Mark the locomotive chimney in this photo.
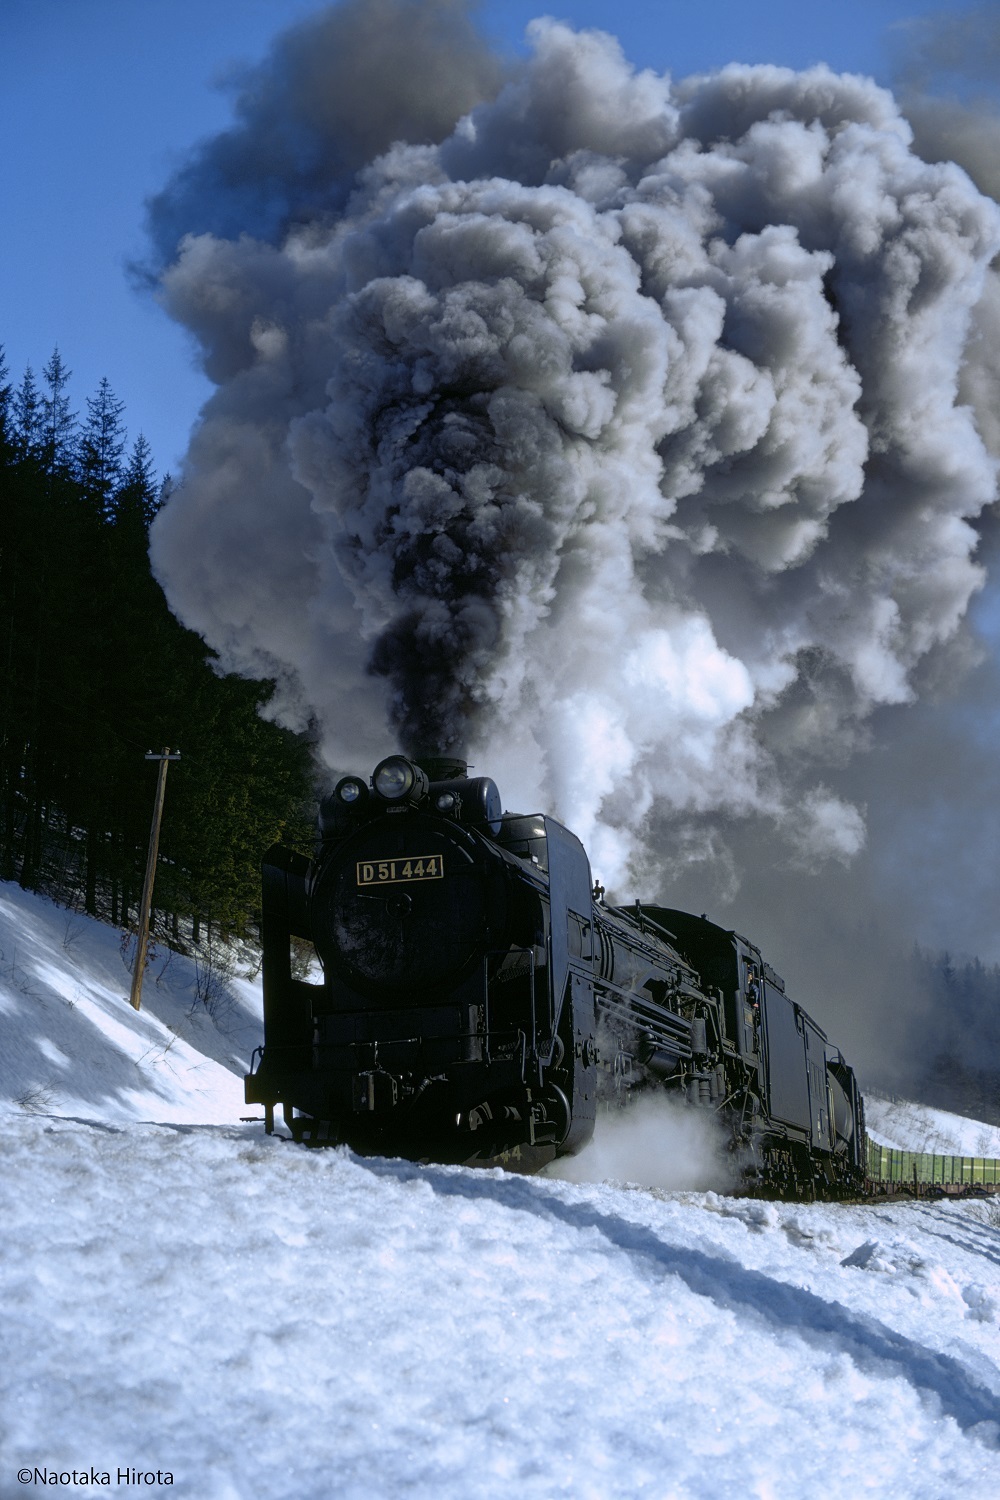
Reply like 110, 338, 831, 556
414, 754, 468, 781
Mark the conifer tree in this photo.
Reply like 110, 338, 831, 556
80, 377, 127, 519
117, 434, 159, 528
40, 348, 76, 473
0, 347, 11, 458
12, 364, 43, 456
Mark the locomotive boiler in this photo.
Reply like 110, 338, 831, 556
245, 754, 866, 1193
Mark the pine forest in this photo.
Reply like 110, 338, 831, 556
0, 345, 316, 949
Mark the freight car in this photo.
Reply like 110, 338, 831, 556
866, 1140, 1000, 1196
246, 754, 866, 1194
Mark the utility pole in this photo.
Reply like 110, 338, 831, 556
129, 748, 181, 1011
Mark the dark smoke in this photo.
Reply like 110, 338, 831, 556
892, 5, 1000, 459
149, 3, 1000, 1096
146, 0, 505, 259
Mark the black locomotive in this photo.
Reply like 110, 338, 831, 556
246, 754, 866, 1194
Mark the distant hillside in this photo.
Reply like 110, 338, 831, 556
864, 1095, 1000, 1159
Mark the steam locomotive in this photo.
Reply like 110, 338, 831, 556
245, 754, 866, 1195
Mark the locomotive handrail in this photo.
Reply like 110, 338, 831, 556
600, 905, 701, 980
482, 946, 537, 1070
594, 984, 694, 1045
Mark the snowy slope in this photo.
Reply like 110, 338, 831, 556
0, 881, 262, 1125
2, 882, 999, 1500
865, 1094, 1000, 1158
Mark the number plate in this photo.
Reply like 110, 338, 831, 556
356, 855, 444, 886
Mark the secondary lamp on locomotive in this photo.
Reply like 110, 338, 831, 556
246, 753, 865, 1192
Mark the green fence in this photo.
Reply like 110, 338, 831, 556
867, 1137, 1000, 1186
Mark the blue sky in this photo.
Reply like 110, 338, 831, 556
0, 0, 980, 476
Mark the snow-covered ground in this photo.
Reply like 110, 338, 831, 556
865, 1093, 1000, 1158
2, 881, 999, 1499
0, 881, 261, 1125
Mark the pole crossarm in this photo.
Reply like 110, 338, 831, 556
129, 747, 181, 1011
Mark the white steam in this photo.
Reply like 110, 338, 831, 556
149, 12, 1000, 890
546, 1094, 731, 1194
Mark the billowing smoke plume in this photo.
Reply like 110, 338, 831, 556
891, 5, 1000, 464
145, 0, 505, 257
892, 3, 1000, 200
150, 3, 1000, 1066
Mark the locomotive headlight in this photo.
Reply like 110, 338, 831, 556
372, 755, 428, 804
332, 776, 369, 811
374, 757, 414, 799
435, 791, 458, 813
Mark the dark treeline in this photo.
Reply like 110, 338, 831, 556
913, 947, 1000, 1126
0, 346, 316, 944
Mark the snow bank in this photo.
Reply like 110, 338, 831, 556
0, 881, 262, 1126
2, 881, 998, 1498
2, 1117, 998, 1499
